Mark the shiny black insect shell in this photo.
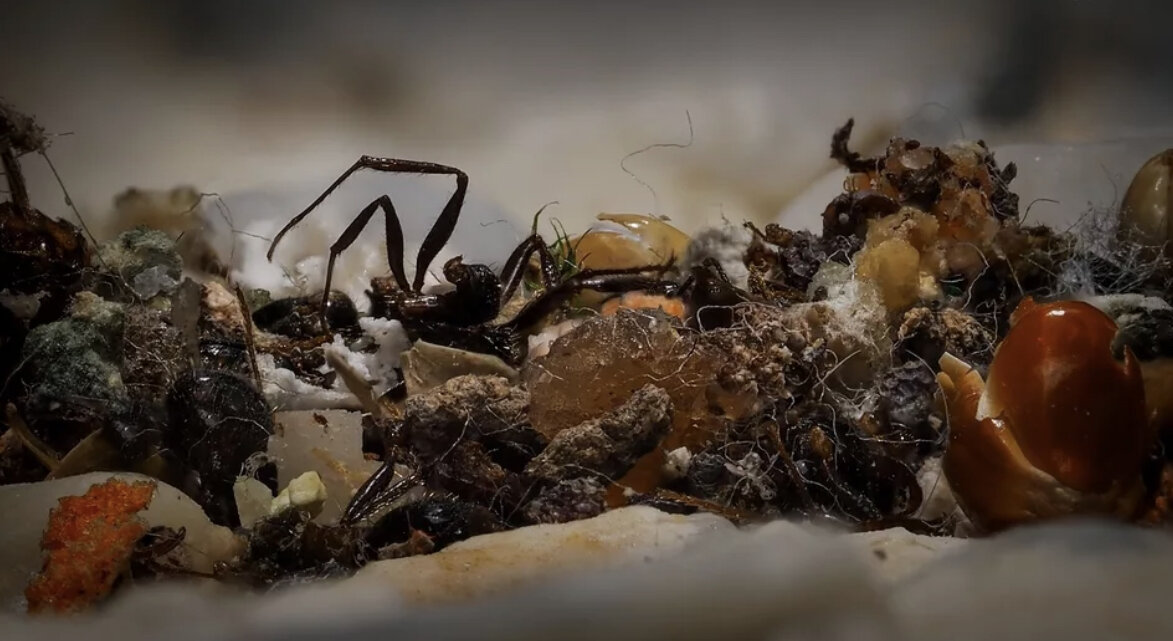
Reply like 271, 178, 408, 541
165, 369, 274, 526
365, 495, 505, 552
252, 291, 360, 339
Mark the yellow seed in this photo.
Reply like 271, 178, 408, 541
597, 214, 691, 259
567, 214, 690, 271
1119, 149, 1173, 254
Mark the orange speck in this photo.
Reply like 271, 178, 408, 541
25, 478, 156, 614
600, 293, 686, 319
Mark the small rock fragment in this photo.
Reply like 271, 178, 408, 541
662, 446, 692, 481
403, 375, 539, 462
271, 471, 328, 517
895, 305, 994, 367
347, 505, 734, 606
233, 477, 274, 528
268, 410, 381, 524
24, 478, 155, 614
21, 293, 126, 403
400, 340, 519, 397
780, 268, 892, 391
17, 292, 128, 452
525, 311, 737, 499
876, 361, 941, 434
526, 385, 672, 483
402, 375, 540, 511
521, 477, 607, 524
97, 227, 183, 300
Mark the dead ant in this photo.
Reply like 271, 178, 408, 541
266, 157, 677, 365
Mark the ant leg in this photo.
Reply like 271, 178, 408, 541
320, 196, 404, 332
498, 234, 563, 304
380, 196, 410, 293
341, 461, 423, 526
408, 163, 468, 292
534, 240, 562, 289
506, 264, 679, 331
498, 234, 541, 303
268, 156, 468, 294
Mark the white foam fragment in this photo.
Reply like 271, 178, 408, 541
258, 353, 361, 411
356, 317, 412, 393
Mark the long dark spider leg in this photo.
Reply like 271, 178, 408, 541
266, 156, 468, 293
341, 461, 423, 526
318, 196, 404, 333
497, 200, 563, 304
497, 234, 561, 305
534, 239, 562, 289
498, 235, 540, 297
519, 201, 565, 290
505, 264, 681, 331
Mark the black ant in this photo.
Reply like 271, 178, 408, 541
267, 157, 678, 365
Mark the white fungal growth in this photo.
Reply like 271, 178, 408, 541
1051, 206, 1173, 299
356, 317, 413, 391
257, 318, 410, 412
683, 223, 753, 289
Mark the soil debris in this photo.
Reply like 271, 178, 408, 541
8, 103, 1173, 608
525, 384, 672, 483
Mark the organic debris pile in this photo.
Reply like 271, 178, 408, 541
4, 102, 1173, 612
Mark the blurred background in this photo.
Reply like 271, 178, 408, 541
2, 0, 1172, 277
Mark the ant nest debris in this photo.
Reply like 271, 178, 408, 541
4, 99, 1173, 615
